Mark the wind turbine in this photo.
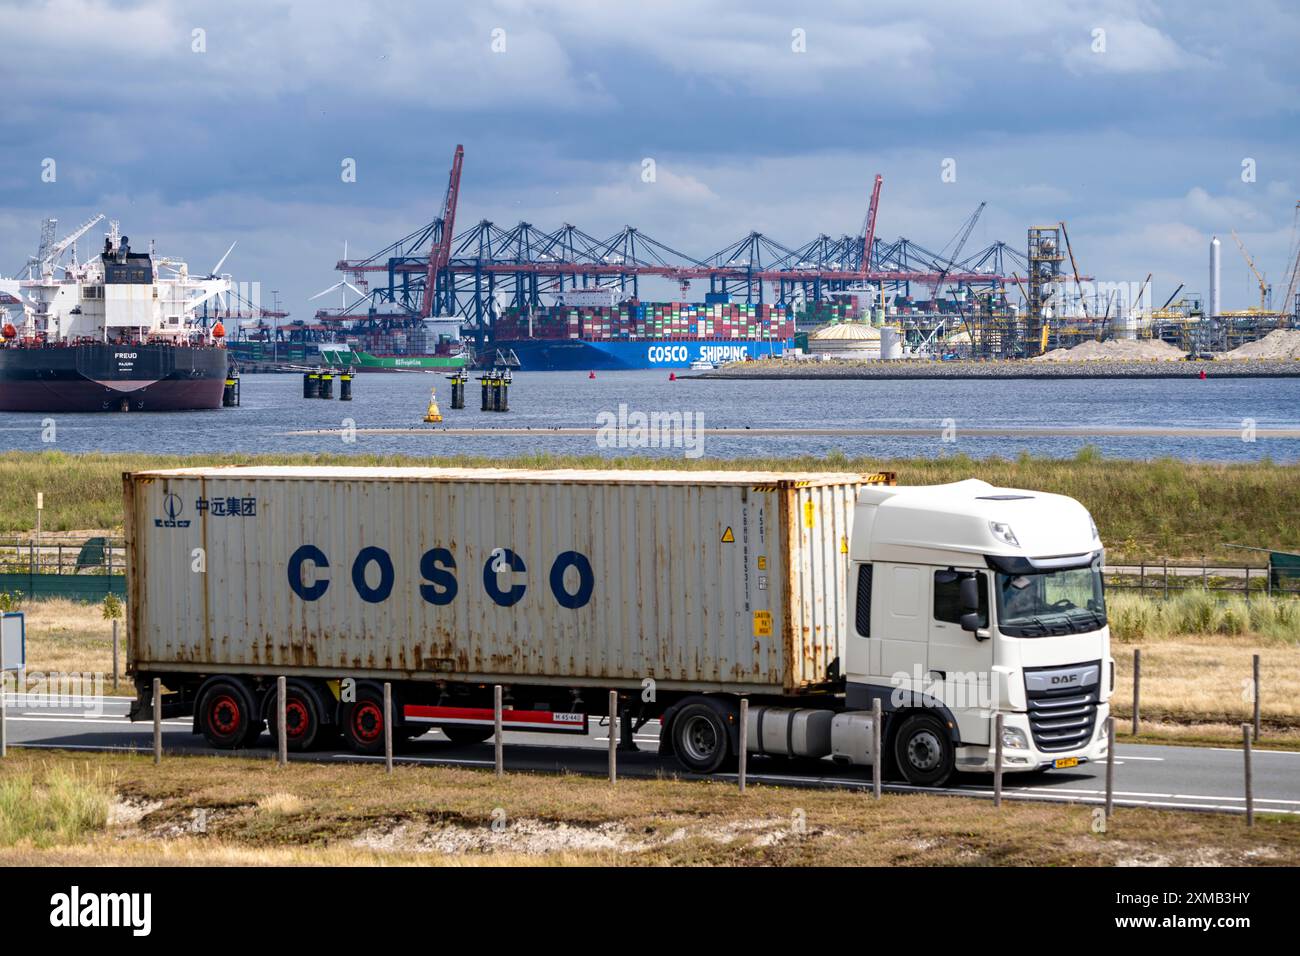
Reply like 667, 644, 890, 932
309, 278, 367, 310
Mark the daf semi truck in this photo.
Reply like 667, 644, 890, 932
124, 466, 1113, 786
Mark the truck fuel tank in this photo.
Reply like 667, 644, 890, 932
746, 706, 834, 759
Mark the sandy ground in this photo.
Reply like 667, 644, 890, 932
1221, 329, 1300, 361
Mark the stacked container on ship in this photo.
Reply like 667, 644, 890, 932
490, 289, 794, 370
124, 465, 1116, 786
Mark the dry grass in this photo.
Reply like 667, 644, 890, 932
0, 751, 1294, 866
1111, 624, 1300, 740
3, 449, 1298, 563
16, 597, 127, 693
0, 762, 113, 848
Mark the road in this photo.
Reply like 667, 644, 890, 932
3, 694, 1298, 816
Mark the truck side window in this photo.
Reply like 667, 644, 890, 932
934, 571, 989, 627
855, 564, 872, 637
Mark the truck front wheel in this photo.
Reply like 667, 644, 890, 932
671, 703, 731, 774
892, 713, 955, 787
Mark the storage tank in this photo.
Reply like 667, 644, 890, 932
124, 467, 889, 693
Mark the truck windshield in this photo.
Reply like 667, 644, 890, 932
995, 563, 1106, 637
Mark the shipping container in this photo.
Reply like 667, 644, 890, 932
124, 467, 877, 693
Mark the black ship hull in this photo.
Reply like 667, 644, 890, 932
0, 344, 229, 412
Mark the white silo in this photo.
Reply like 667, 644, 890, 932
1209, 236, 1221, 317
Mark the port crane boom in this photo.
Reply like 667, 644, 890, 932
1231, 229, 1271, 311
421, 144, 464, 318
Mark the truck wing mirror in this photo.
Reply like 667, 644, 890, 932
958, 576, 980, 613
960, 611, 984, 633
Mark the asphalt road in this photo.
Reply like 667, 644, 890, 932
4, 694, 1298, 816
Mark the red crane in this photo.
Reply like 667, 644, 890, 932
421, 144, 464, 318
861, 174, 883, 271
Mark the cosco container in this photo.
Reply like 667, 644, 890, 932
124, 467, 891, 693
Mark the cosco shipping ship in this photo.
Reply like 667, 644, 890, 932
488, 293, 795, 371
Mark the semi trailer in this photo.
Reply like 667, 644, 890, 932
124, 465, 1113, 785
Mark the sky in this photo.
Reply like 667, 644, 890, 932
2, 0, 1298, 318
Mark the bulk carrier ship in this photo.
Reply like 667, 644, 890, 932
0, 217, 232, 412
487, 291, 795, 371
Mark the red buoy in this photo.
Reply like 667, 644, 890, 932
588, 371, 596, 379
1199, 369, 1207, 380
669, 372, 676, 381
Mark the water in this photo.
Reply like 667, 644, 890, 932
1, 371, 1297, 461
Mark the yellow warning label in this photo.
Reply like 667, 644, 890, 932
803, 500, 815, 528
753, 610, 772, 637
757, 555, 767, 570
840, 535, 849, 554
721, 526, 735, 543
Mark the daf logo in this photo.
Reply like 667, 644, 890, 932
155, 493, 191, 529
1051, 674, 1080, 685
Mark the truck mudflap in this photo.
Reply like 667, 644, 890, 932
403, 704, 588, 735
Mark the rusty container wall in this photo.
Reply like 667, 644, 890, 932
124, 468, 873, 694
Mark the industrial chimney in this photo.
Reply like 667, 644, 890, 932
1209, 236, 1221, 317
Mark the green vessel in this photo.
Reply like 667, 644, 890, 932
319, 344, 468, 371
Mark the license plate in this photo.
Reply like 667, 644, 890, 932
1054, 756, 1079, 769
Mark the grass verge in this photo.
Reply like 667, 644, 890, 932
0, 750, 1294, 866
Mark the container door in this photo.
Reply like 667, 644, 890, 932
927, 570, 993, 746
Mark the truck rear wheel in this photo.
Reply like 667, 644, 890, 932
341, 687, 389, 755
265, 681, 325, 752
197, 679, 257, 750
671, 703, 731, 774
892, 713, 955, 787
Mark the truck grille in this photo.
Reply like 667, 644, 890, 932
1024, 661, 1101, 752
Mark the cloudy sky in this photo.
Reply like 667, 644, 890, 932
2, 0, 1298, 316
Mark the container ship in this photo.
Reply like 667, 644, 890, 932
487, 293, 795, 371
0, 218, 231, 412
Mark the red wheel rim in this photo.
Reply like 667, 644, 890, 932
285, 699, 310, 739
352, 701, 383, 743
210, 694, 241, 736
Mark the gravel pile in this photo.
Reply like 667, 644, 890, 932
1030, 339, 1185, 362
1219, 329, 1300, 361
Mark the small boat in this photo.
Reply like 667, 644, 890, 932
689, 359, 716, 371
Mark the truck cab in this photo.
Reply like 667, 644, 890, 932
844, 478, 1113, 785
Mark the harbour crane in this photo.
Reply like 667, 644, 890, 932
1230, 229, 1271, 312
933, 202, 986, 342
860, 174, 883, 271
1280, 201, 1300, 319
27, 213, 105, 278
1058, 220, 1090, 323
421, 144, 464, 318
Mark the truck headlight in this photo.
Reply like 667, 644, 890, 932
989, 521, 1020, 547
1001, 726, 1029, 750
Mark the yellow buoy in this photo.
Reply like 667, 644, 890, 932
424, 386, 443, 423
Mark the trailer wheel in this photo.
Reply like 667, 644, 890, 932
340, 687, 388, 755
671, 703, 731, 774
892, 713, 955, 787
266, 681, 324, 752
197, 679, 256, 750
440, 725, 495, 744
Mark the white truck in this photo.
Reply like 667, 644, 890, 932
124, 466, 1112, 786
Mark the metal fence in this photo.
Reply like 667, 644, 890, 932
0, 537, 127, 601
1103, 562, 1300, 598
